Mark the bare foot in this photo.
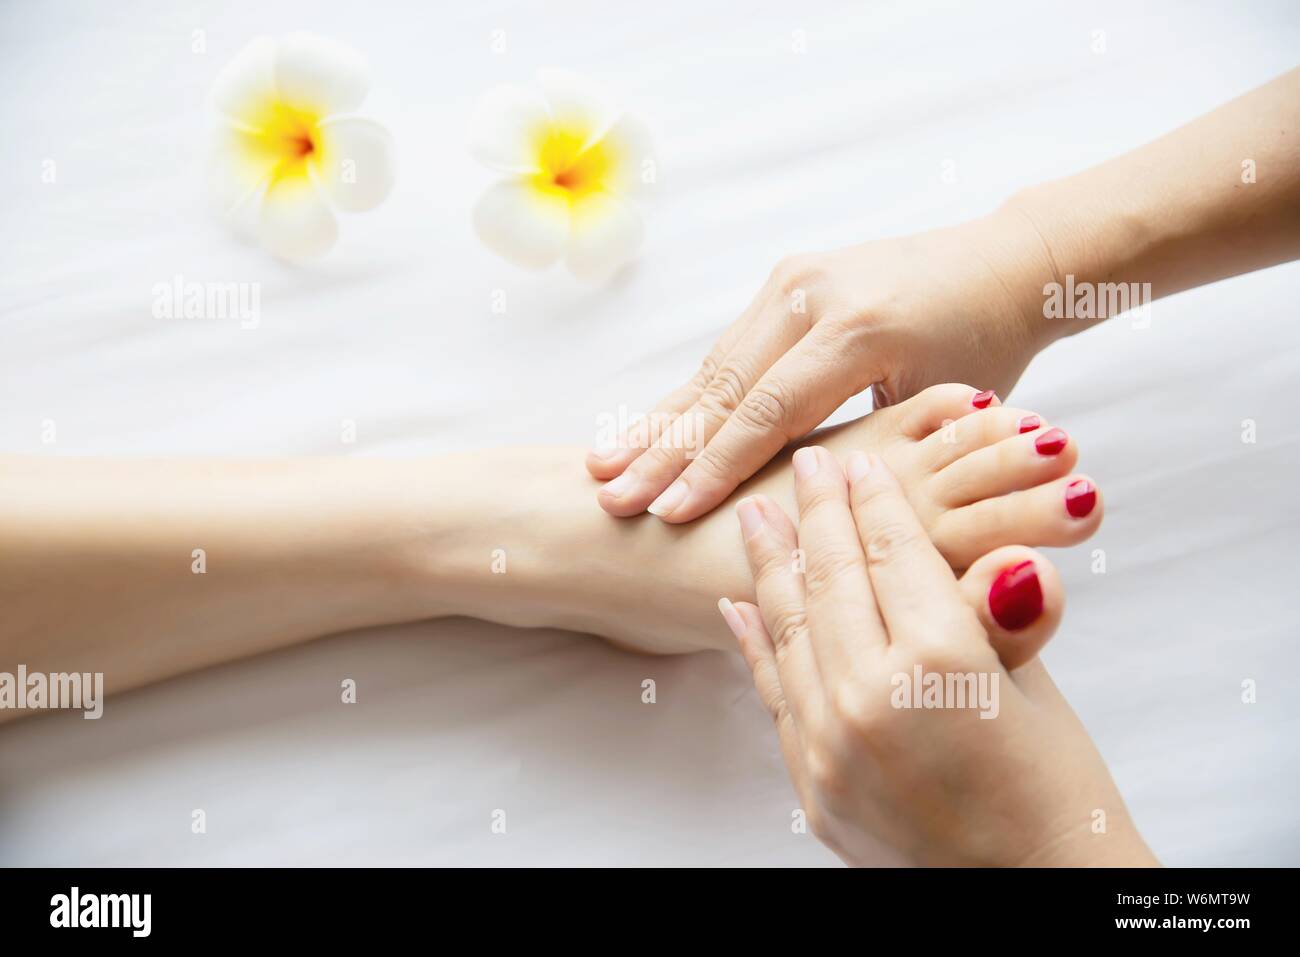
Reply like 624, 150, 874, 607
429, 385, 1100, 655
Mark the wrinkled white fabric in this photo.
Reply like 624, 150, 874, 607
1, 0, 1297, 865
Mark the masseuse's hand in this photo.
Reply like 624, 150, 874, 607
590, 210, 1055, 522
720, 447, 1156, 867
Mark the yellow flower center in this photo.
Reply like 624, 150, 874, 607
531, 125, 612, 201
237, 99, 327, 184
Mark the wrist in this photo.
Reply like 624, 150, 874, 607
958, 201, 1072, 355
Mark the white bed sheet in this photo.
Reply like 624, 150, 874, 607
1, 0, 1297, 866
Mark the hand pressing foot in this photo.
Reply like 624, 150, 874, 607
439, 384, 1102, 655
725, 452, 1155, 867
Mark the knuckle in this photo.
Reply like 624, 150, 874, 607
689, 353, 721, 393
765, 600, 810, 656
686, 443, 739, 484
830, 681, 890, 739
770, 253, 830, 301
802, 545, 863, 601
911, 640, 965, 678
737, 381, 796, 437
911, 617, 984, 673
805, 745, 850, 805
630, 442, 683, 479
768, 696, 793, 732
863, 518, 920, 568
698, 364, 749, 419
798, 480, 846, 517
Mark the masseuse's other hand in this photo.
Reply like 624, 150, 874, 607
590, 211, 1057, 521
720, 447, 1156, 867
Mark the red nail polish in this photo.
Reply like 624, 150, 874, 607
1034, 428, 1068, 456
1017, 414, 1041, 434
988, 560, 1043, 632
1065, 479, 1096, 518
972, 390, 996, 409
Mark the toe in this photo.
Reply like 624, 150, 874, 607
958, 546, 1063, 672
914, 406, 1047, 472
929, 425, 1078, 507
931, 473, 1104, 569
887, 383, 1000, 440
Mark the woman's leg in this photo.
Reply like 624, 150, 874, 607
0, 385, 1100, 709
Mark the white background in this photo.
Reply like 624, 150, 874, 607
1, 0, 1297, 865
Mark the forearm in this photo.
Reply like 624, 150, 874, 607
1004, 67, 1300, 340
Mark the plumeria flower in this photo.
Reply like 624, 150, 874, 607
470, 70, 656, 280
208, 34, 396, 261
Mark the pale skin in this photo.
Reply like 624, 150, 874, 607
2, 384, 1093, 697
2, 386, 1140, 865
726, 449, 1158, 866
591, 67, 1300, 523
0, 382, 1149, 868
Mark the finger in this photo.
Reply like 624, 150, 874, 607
585, 384, 697, 480
723, 598, 816, 807
587, 284, 776, 480
957, 546, 1064, 671
790, 447, 887, 679
845, 451, 973, 647
599, 294, 815, 516
735, 493, 825, 729
649, 322, 873, 523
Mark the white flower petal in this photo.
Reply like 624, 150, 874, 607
205, 123, 278, 218
596, 112, 658, 197
212, 36, 278, 125
274, 33, 370, 116
468, 84, 550, 173
537, 68, 615, 146
258, 177, 339, 261
472, 179, 571, 270
567, 191, 645, 281
314, 117, 396, 212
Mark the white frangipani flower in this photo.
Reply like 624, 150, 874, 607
208, 34, 396, 261
469, 70, 657, 280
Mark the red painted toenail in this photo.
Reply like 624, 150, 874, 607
972, 390, 996, 409
1017, 414, 1041, 434
988, 560, 1043, 631
1065, 479, 1096, 518
1034, 428, 1068, 455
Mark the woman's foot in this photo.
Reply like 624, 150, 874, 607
421, 385, 1101, 655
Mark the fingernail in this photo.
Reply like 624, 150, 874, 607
718, 597, 746, 640
1017, 414, 1041, 434
1034, 428, 1068, 456
1065, 479, 1096, 518
736, 496, 765, 539
972, 390, 996, 409
590, 444, 621, 460
988, 560, 1043, 631
792, 446, 819, 480
846, 450, 872, 483
647, 479, 688, 517
601, 472, 636, 498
